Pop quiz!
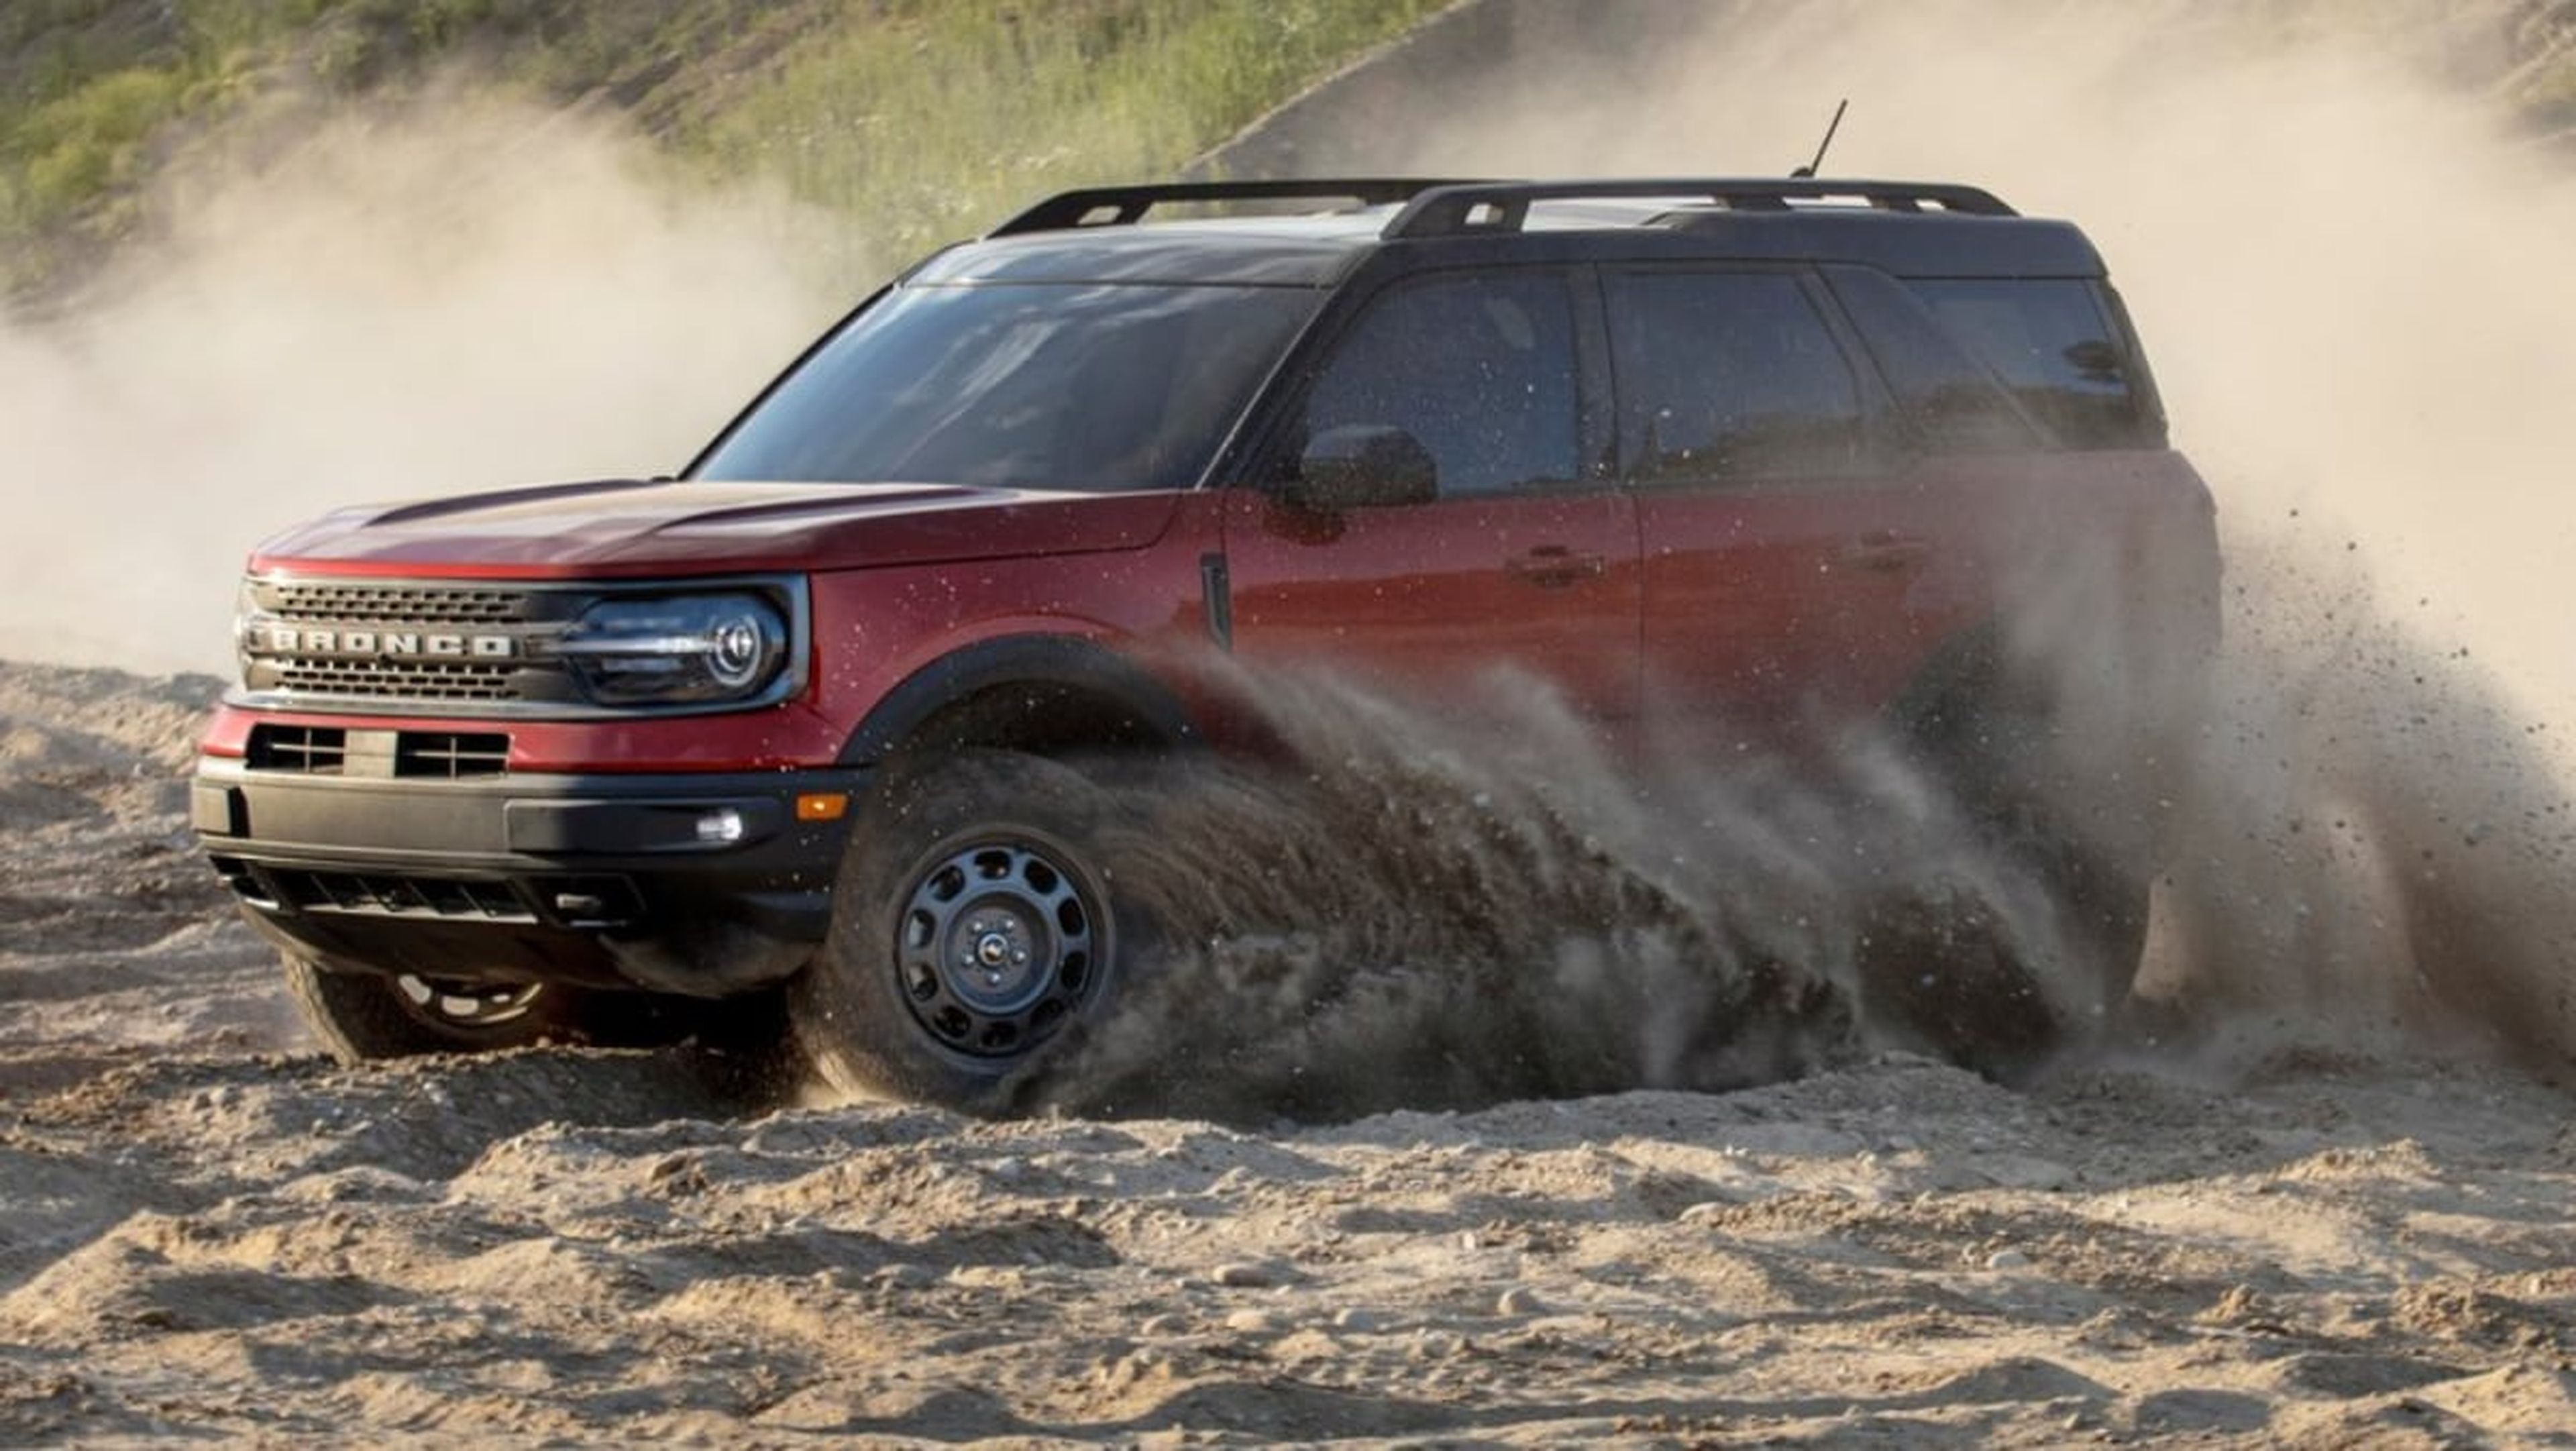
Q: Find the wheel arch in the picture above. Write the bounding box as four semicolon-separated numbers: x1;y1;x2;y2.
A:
1880;619;2035;755
839;633;1199;767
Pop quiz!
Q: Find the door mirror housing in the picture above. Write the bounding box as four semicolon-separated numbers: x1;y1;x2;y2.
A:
1287;425;1438;513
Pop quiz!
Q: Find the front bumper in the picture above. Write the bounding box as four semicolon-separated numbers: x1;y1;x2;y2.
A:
193;755;867;996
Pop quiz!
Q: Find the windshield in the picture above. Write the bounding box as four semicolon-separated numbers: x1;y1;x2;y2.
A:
691;282;1321;492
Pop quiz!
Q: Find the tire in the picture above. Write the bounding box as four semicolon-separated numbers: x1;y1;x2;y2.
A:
282;955;678;1063
791;749;1136;1114
1887;694;2154;1075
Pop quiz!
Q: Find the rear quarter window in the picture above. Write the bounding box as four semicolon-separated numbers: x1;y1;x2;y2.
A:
1821;266;2039;455
1906;278;2161;451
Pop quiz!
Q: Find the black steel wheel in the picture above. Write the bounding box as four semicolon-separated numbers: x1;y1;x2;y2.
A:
892;837;1107;1059
793;749;1138;1114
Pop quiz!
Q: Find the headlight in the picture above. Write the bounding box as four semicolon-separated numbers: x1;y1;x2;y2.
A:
553;592;790;706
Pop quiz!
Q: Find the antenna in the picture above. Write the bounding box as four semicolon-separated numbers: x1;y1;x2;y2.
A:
1790;99;1849;178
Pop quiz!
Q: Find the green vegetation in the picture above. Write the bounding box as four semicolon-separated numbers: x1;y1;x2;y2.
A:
2506;5;2576;133
0;0;1442;300
683;0;1446;279
5;66;185;219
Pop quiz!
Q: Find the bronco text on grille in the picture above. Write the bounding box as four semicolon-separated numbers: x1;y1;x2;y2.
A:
237;580;560;708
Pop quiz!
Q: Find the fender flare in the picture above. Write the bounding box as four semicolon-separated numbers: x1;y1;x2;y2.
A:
837;633;1198;767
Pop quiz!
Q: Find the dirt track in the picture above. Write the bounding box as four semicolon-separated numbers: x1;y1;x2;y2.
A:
3;661;2575;1446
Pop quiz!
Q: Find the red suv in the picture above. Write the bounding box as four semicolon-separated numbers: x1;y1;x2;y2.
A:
192;178;2218;1110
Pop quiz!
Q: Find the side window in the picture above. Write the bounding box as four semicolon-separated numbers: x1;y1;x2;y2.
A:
1609;271;1867;482
1907;278;2148;450
1299;271;1580;497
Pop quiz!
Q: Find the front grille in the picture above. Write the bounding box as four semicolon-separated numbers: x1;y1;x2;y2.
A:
396;732;510;778
242;577;579;710
268;658;523;703
248;724;347;773
269;583;531;626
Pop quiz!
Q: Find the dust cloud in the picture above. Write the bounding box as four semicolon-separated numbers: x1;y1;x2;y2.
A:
0;91;835;674
1037;663;2155;1123
1027;561;2576;1122
2144;541;2576;1071
1050;674;1860;1121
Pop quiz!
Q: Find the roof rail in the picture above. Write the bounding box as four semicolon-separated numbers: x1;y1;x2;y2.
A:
1383;178;2017;239
987;179;1489;237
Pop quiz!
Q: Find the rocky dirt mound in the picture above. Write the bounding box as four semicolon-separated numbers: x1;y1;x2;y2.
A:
0;663;288;1095
2;1046;2573;1443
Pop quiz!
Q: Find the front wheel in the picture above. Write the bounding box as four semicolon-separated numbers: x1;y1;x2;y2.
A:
282;955;669;1061
791;750;1137;1114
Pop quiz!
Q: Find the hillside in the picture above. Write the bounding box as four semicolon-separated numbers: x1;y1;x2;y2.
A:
0;0;1448;303
9;0;2573;307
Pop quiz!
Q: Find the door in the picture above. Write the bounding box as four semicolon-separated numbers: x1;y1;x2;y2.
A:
1217;268;1639;728
1607;267;1980;745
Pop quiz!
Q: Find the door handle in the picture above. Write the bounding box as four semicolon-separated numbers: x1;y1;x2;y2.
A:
1505;544;1608;587
1838;531;1932;572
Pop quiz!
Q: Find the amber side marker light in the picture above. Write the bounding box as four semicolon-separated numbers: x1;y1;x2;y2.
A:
796;792;850;822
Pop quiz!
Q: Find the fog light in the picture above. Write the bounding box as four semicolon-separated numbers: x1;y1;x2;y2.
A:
695;808;747;845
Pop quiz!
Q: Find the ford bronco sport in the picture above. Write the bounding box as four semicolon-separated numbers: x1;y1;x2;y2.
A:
191;177;2218;1110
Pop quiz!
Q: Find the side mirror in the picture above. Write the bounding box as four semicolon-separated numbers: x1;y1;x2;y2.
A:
1287;425;1438;512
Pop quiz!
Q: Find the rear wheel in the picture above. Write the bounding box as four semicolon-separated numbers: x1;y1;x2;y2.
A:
792;750;1137;1114
282;955;676;1062
1885;692;2154;1074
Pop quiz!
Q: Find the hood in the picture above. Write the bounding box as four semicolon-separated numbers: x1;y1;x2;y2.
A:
250;478;1185;578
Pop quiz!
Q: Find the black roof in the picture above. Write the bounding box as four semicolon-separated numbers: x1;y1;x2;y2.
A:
912;178;2106;288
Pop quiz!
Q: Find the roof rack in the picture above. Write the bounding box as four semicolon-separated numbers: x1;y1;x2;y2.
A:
987;179;1488;237
1383;178;2017;239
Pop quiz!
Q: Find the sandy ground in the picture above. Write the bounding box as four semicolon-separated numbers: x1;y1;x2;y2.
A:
3;661;2574;1447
